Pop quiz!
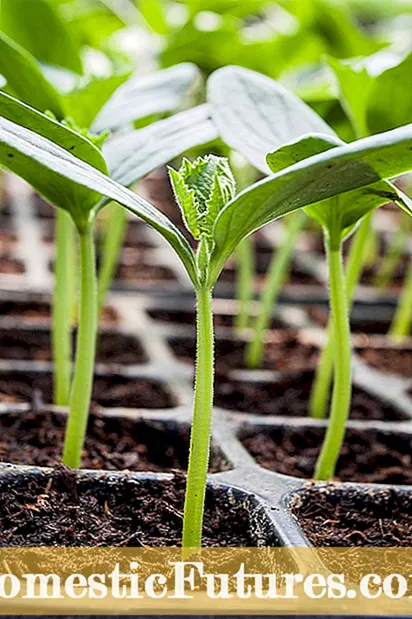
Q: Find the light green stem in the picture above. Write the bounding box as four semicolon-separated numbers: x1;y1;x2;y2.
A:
182;286;214;548
374;214;412;289
235;237;255;332
62;225;98;468
245;210;306;368
97;204;127;312
314;236;352;481
389;253;412;341
53;210;76;406
309;213;372;419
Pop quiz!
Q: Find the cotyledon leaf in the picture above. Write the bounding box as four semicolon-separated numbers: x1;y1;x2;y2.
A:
92;63;201;133
207;65;335;174
209;123;412;284
0;112;198;285
103;104;218;188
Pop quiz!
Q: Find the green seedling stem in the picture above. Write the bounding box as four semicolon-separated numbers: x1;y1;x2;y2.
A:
235;236;255;332
314;227;352;480
245;209;306;368
62;223;98;468
389;252;412;341
53;210;76;406
97;204;128;312
309;212;372;419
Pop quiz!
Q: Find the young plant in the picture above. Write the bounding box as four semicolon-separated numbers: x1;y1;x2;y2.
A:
3;100;412;542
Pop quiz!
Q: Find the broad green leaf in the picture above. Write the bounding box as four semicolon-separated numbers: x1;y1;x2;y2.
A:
62;71;131;128
0;110;198;285
104;104;218;187
0;91;106;227
92;63;200;133
0;31;63;117
367;51;412;134
207;65;334;173
266;134;342;172
0;0;83;74
209;124;412;283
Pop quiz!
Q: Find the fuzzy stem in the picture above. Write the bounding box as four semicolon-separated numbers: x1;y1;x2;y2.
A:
97;204;127;313
245;210;306;368
309;213;371;419
235;237;255;332
62;225;97;468
314;235;352;480
53;210;75;406
389;253;412;341
182;286;214;548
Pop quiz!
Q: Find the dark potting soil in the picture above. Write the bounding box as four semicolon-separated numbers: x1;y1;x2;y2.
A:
0;469;259;546
291;484;412;546
168;332;319;375
307;304;393;335
0;372;175;408
0;229;17;252
215;370;403;420
0;300;118;325
0;411;227;473
357;345;412;379
241;426;412;484
0;255;25;274
148;307;285;330
0;329;147;365
219;258;320;286
115;248;177;284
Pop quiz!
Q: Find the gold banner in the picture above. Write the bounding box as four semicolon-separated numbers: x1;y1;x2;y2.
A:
0;547;410;615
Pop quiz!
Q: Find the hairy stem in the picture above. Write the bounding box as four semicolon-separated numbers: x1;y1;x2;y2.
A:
314;235;352;480
309;213;371;419
97;204;127;313
62;225;97;468
245;210;306;368
389;253;412;341
53;210;76;406
182;286;214;548
235;237;255;332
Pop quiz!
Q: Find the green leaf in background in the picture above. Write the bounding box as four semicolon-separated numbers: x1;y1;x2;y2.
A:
207;65;334;173
104;104;218;187
266;133;342;172
62;70;131;128
0;106;198;284
209;123;412;283
0;91;106;227
0;31;63;117
92;63;200;132
138;0;169;35
0;0;83;74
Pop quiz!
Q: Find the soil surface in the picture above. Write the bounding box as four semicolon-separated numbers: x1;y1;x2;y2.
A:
0;256;24;274
0;329;147;365
291;484;412;546
242;426;412;484
0;372;175;409
169;332;319;375
357;345;412;379
0;469;262;546
219;259;320;286
0;300;118;325
215;371;403;420
307;304;393;335
148;308;284;330
0;411;227;472
0;230;17;252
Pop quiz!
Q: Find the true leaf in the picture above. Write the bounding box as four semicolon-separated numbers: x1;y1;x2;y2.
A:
0;31;63;117
266;134;343;172
92;63;200;133
0;110;198;284
209;124;412;283
104;104;218;188
207;65;334;173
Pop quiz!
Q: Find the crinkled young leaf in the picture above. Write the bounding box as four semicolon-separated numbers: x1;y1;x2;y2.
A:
0;0;83;74
92;63;200;133
207;65;334;173
0;112;198;285
209;124;412;284
168;167;199;239
0;31;63;117
0;91;107;227
104;104;218;188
